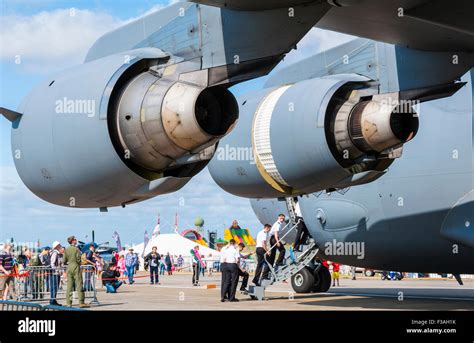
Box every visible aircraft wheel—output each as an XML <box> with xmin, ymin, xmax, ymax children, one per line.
<box><xmin>312</xmin><ymin>265</ymin><xmax>331</xmax><ymax>293</ymax></box>
<box><xmin>364</xmin><ymin>270</ymin><xmax>375</xmax><ymax>277</ymax></box>
<box><xmin>291</xmin><ymin>267</ymin><xmax>314</xmax><ymax>293</ymax></box>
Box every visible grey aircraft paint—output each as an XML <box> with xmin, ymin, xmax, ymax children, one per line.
<box><xmin>209</xmin><ymin>39</ymin><xmax>474</xmax><ymax>273</ymax></box>
<box><xmin>235</xmin><ymin>41</ymin><xmax>474</xmax><ymax>274</ymax></box>
<box><xmin>2</xmin><ymin>1</ymin><xmax>473</xmax><ymax>276</ymax></box>
<box><xmin>6</xmin><ymin>2</ymin><xmax>329</xmax><ymax>209</ymax></box>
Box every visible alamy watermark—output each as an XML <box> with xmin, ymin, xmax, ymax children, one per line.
<box><xmin>18</xmin><ymin>318</ymin><xmax>56</xmax><ymax>337</ymax></box>
<box><xmin>215</xmin><ymin>144</ymin><xmax>255</xmax><ymax>164</ymax></box>
<box><xmin>324</xmin><ymin>239</ymin><xmax>365</xmax><ymax>260</ymax></box>
<box><xmin>379</xmin><ymin>98</ymin><xmax>421</xmax><ymax>115</ymax></box>
<box><xmin>55</xmin><ymin>97</ymin><xmax>96</xmax><ymax>117</ymax></box>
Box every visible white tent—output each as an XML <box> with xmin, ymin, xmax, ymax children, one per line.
<box><xmin>142</xmin><ymin>233</ymin><xmax>220</xmax><ymax>257</ymax></box>
<box><xmin>131</xmin><ymin>242</ymin><xmax>146</xmax><ymax>257</ymax></box>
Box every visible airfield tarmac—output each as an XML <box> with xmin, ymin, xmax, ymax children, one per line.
<box><xmin>88</xmin><ymin>272</ymin><xmax>474</xmax><ymax>311</ymax></box>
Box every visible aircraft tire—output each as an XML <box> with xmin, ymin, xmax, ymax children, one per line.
<box><xmin>312</xmin><ymin>265</ymin><xmax>331</xmax><ymax>293</ymax></box>
<box><xmin>364</xmin><ymin>270</ymin><xmax>375</xmax><ymax>277</ymax></box>
<box><xmin>291</xmin><ymin>267</ymin><xmax>315</xmax><ymax>293</ymax></box>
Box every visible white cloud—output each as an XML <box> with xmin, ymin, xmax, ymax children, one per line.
<box><xmin>0</xmin><ymin>0</ymin><xmax>183</xmax><ymax>74</ymax></box>
<box><xmin>0</xmin><ymin>9</ymin><xmax>122</xmax><ymax>73</ymax></box>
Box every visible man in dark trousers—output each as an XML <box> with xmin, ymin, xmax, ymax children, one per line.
<box><xmin>219</xmin><ymin>248</ymin><xmax>228</xmax><ymax>302</ymax></box>
<box><xmin>145</xmin><ymin>246</ymin><xmax>161</xmax><ymax>285</ymax></box>
<box><xmin>237</xmin><ymin>243</ymin><xmax>250</xmax><ymax>292</ymax></box>
<box><xmin>269</xmin><ymin>214</ymin><xmax>286</xmax><ymax>268</ymax></box>
<box><xmin>220</xmin><ymin>239</ymin><xmax>240</xmax><ymax>302</ymax></box>
<box><xmin>49</xmin><ymin>241</ymin><xmax>62</xmax><ymax>306</ymax></box>
<box><xmin>191</xmin><ymin>246</ymin><xmax>205</xmax><ymax>286</ymax></box>
<box><xmin>293</xmin><ymin>217</ymin><xmax>310</xmax><ymax>252</ymax></box>
<box><xmin>252</xmin><ymin>224</ymin><xmax>271</xmax><ymax>286</ymax></box>
<box><xmin>84</xmin><ymin>244</ymin><xmax>96</xmax><ymax>291</ymax></box>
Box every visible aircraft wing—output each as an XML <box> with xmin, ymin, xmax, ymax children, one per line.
<box><xmin>189</xmin><ymin>0</ymin><xmax>316</xmax><ymax>10</ymax></box>
<box><xmin>192</xmin><ymin>0</ymin><xmax>474</xmax><ymax>52</ymax></box>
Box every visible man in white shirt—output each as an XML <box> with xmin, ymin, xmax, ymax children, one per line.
<box><xmin>269</xmin><ymin>214</ymin><xmax>286</xmax><ymax>267</ymax></box>
<box><xmin>220</xmin><ymin>239</ymin><xmax>240</xmax><ymax>302</ymax></box>
<box><xmin>237</xmin><ymin>243</ymin><xmax>250</xmax><ymax>292</ymax></box>
<box><xmin>252</xmin><ymin>224</ymin><xmax>271</xmax><ymax>286</ymax></box>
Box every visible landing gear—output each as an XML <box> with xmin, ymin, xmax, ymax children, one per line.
<box><xmin>364</xmin><ymin>269</ymin><xmax>375</xmax><ymax>277</ymax></box>
<box><xmin>291</xmin><ymin>267</ymin><xmax>314</xmax><ymax>293</ymax></box>
<box><xmin>291</xmin><ymin>265</ymin><xmax>331</xmax><ymax>293</ymax></box>
<box><xmin>312</xmin><ymin>265</ymin><xmax>331</xmax><ymax>293</ymax></box>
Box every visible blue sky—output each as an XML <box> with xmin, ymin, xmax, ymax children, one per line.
<box><xmin>0</xmin><ymin>0</ymin><xmax>353</xmax><ymax>247</ymax></box>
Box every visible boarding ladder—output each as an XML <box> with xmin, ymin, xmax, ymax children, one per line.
<box><xmin>247</xmin><ymin>198</ymin><xmax>320</xmax><ymax>300</ymax></box>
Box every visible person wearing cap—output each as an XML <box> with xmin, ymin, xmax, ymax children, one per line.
<box><xmin>0</xmin><ymin>243</ymin><xmax>16</xmax><ymax>300</ymax></box>
<box><xmin>125</xmin><ymin>248</ymin><xmax>138</xmax><ymax>284</ymax></box>
<box><xmin>39</xmin><ymin>246</ymin><xmax>51</xmax><ymax>267</ymax></box>
<box><xmin>102</xmin><ymin>264</ymin><xmax>123</xmax><ymax>293</ymax></box>
<box><xmin>49</xmin><ymin>241</ymin><xmax>62</xmax><ymax>306</ymax></box>
<box><xmin>63</xmin><ymin>236</ymin><xmax>89</xmax><ymax>308</ymax></box>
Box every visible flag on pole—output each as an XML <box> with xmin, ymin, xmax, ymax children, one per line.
<box><xmin>143</xmin><ymin>230</ymin><xmax>150</xmax><ymax>257</ymax></box>
<box><xmin>112</xmin><ymin>231</ymin><xmax>122</xmax><ymax>251</ymax></box>
<box><xmin>152</xmin><ymin>214</ymin><xmax>161</xmax><ymax>237</ymax></box>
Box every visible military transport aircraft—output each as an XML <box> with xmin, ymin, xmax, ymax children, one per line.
<box><xmin>1</xmin><ymin>0</ymin><xmax>473</xmax><ymax>294</ymax></box>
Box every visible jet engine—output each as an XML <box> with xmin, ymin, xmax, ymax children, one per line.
<box><xmin>11</xmin><ymin>48</ymin><xmax>238</xmax><ymax>208</ymax></box>
<box><xmin>208</xmin><ymin>74</ymin><xmax>418</xmax><ymax>198</ymax></box>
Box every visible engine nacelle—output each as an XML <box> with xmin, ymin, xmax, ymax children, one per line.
<box><xmin>12</xmin><ymin>48</ymin><xmax>238</xmax><ymax>208</ymax></box>
<box><xmin>209</xmin><ymin>74</ymin><xmax>418</xmax><ymax>198</ymax></box>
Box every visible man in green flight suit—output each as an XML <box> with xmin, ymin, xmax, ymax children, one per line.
<box><xmin>63</xmin><ymin>236</ymin><xmax>89</xmax><ymax>308</ymax></box>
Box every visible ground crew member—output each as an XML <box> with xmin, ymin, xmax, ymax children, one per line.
<box><xmin>252</xmin><ymin>224</ymin><xmax>271</xmax><ymax>286</ymax></box>
<box><xmin>220</xmin><ymin>244</ymin><xmax>229</xmax><ymax>302</ymax></box>
<box><xmin>351</xmin><ymin>266</ymin><xmax>357</xmax><ymax>280</ymax></box>
<box><xmin>220</xmin><ymin>239</ymin><xmax>240</xmax><ymax>302</ymax></box>
<box><xmin>331</xmin><ymin>262</ymin><xmax>341</xmax><ymax>287</ymax></box>
<box><xmin>293</xmin><ymin>218</ymin><xmax>310</xmax><ymax>252</ymax></box>
<box><xmin>63</xmin><ymin>236</ymin><xmax>89</xmax><ymax>308</ymax></box>
<box><xmin>237</xmin><ymin>243</ymin><xmax>250</xmax><ymax>292</ymax></box>
<box><xmin>293</xmin><ymin>203</ymin><xmax>310</xmax><ymax>252</ymax></box>
<box><xmin>270</xmin><ymin>214</ymin><xmax>286</xmax><ymax>267</ymax></box>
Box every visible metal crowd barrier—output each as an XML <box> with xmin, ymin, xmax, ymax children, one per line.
<box><xmin>14</xmin><ymin>265</ymin><xmax>99</xmax><ymax>305</ymax></box>
<box><xmin>0</xmin><ymin>300</ymin><xmax>86</xmax><ymax>311</ymax></box>
<box><xmin>0</xmin><ymin>300</ymin><xmax>43</xmax><ymax>311</ymax></box>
